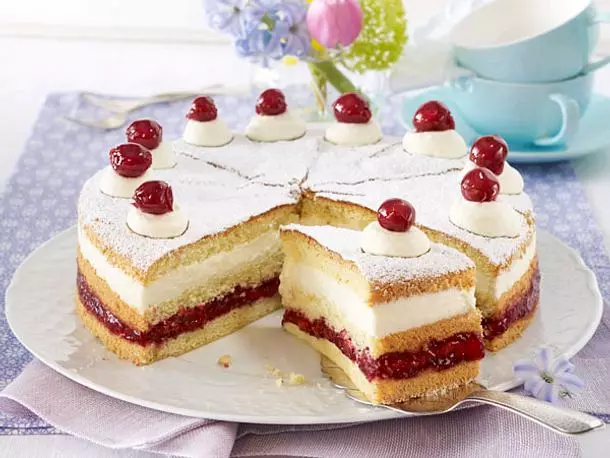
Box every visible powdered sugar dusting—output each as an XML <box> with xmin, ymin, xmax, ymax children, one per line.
<box><xmin>306</xmin><ymin>141</ymin><xmax>466</xmax><ymax>189</ymax></box>
<box><xmin>499</xmin><ymin>191</ymin><xmax>534</xmax><ymax>215</ymax></box>
<box><xmin>79</xmin><ymin>128</ymin><xmax>535</xmax><ymax>273</ymax></box>
<box><xmin>315</xmin><ymin>172</ymin><xmax>533</xmax><ymax>266</ymax></box>
<box><xmin>78</xmin><ymin>161</ymin><xmax>297</xmax><ymax>271</ymax></box>
<box><xmin>174</xmin><ymin>132</ymin><xmax>321</xmax><ymax>186</ymax></box>
<box><xmin>283</xmin><ymin>224</ymin><xmax>474</xmax><ymax>284</ymax></box>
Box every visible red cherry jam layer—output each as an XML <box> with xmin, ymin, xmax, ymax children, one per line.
<box><xmin>282</xmin><ymin>310</ymin><xmax>484</xmax><ymax>381</ymax></box>
<box><xmin>482</xmin><ymin>267</ymin><xmax>541</xmax><ymax>341</ymax></box>
<box><xmin>77</xmin><ymin>270</ymin><xmax>279</xmax><ymax>346</ymax></box>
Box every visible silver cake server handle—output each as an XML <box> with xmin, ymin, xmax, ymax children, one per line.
<box><xmin>321</xmin><ymin>357</ymin><xmax>605</xmax><ymax>436</ymax></box>
<box><xmin>462</xmin><ymin>389</ymin><xmax>604</xmax><ymax>435</ymax></box>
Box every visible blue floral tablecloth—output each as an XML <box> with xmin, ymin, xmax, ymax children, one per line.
<box><xmin>1</xmin><ymin>90</ymin><xmax>609</xmax><ymax>434</ymax></box>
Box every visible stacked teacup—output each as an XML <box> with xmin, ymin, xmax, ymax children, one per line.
<box><xmin>447</xmin><ymin>0</ymin><xmax>610</xmax><ymax>147</ymax></box>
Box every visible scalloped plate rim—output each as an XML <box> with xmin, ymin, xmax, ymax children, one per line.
<box><xmin>5</xmin><ymin>226</ymin><xmax>604</xmax><ymax>424</ymax></box>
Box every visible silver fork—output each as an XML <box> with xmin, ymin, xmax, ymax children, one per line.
<box><xmin>321</xmin><ymin>357</ymin><xmax>605</xmax><ymax>436</ymax></box>
<box><xmin>81</xmin><ymin>91</ymin><xmax>205</xmax><ymax>113</ymax></box>
<box><xmin>79</xmin><ymin>84</ymin><xmax>241</xmax><ymax>112</ymax></box>
<box><xmin>64</xmin><ymin>93</ymin><xmax>198</xmax><ymax>130</ymax></box>
<box><xmin>66</xmin><ymin>85</ymin><xmax>247</xmax><ymax>130</ymax></box>
<box><xmin>63</xmin><ymin>111</ymin><xmax>136</xmax><ymax>130</ymax></box>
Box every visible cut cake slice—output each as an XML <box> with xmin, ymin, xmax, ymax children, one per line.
<box><xmin>279</xmin><ymin>224</ymin><xmax>485</xmax><ymax>404</ymax></box>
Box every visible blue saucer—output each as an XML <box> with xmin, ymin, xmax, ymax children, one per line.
<box><xmin>401</xmin><ymin>87</ymin><xmax>610</xmax><ymax>163</ymax></box>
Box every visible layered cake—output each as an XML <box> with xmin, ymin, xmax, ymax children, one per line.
<box><xmin>76</xmin><ymin>92</ymin><xmax>539</xmax><ymax>367</ymax></box>
<box><xmin>280</xmin><ymin>199</ymin><xmax>485</xmax><ymax>403</ymax></box>
<box><xmin>301</xmin><ymin>102</ymin><xmax>538</xmax><ymax>351</ymax></box>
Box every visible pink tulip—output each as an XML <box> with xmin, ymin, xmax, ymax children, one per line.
<box><xmin>307</xmin><ymin>0</ymin><xmax>363</xmax><ymax>49</ymax></box>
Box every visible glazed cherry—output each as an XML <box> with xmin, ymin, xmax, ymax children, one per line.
<box><xmin>469</xmin><ymin>135</ymin><xmax>508</xmax><ymax>175</ymax></box>
<box><xmin>132</xmin><ymin>180</ymin><xmax>174</xmax><ymax>215</ymax></box>
<box><xmin>377</xmin><ymin>198</ymin><xmax>416</xmax><ymax>232</ymax></box>
<box><xmin>125</xmin><ymin>119</ymin><xmax>162</xmax><ymax>150</ymax></box>
<box><xmin>187</xmin><ymin>96</ymin><xmax>218</xmax><ymax>122</ymax></box>
<box><xmin>255</xmin><ymin>88</ymin><xmax>287</xmax><ymax>116</ymax></box>
<box><xmin>461</xmin><ymin>167</ymin><xmax>500</xmax><ymax>202</ymax></box>
<box><xmin>332</xmin><ymin>92</ymin><xmax>372</xmax><ymax>124</ymax></box>
<box><xmin>412</xmin><ymin>101</ymin><xmax>455</xmax><ymax>132</ymax></box>
<box><xmin>109</xmin><ymin>144</ymin><xmax>152</xmax><ymax>178</ymax></box>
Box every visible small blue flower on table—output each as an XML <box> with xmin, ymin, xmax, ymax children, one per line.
<box><xmin>514</xmin><ymin>347</ymin><xmax>584</xmax><ymax>403</ymax></box>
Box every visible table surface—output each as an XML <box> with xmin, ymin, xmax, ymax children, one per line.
<box><xmin>1</xmin><ymin>34</ymin><xmax>610</xmax><ymax>456</ymax></box>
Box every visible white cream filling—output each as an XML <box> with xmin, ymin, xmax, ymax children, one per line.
<box><xmin>99</xmin><ymin>166</ymin><xmax>153</xmax><ymax>198</ymax></box>
<box><xmin>245</xmin><ymin>110</ymin><xmax>306</xmax><ymax>142</ymax></box>
<box><xmin>78</xmin><ymin>228</ymin><xmax>280</xmax><ymax>314</ymax></box>
<box><xmin>324</xmin><ymin>120</ymin><xmax>382</xmax><ymax>146</ymax></box>
<box><xmin>495</xmin><ymin>232</ymin><xmax>537</xmax><ymax>298</ymax></box>
<box><xmin>150</xmin><ymin>140</ymin><xmax>177</xmax><ymax>169</ymax></box>
<box><xmin>463</xmin><ymin>160</ymin><xmax>524</xmax><ymax>195</ymax></box>
<box><xmin>286</xmin><ymin>263</ymin><xmax>476</xmax><ymax>337</ymax></box>
<box><xmin>402</xmin><ymin>130</ymin><xmax>467</xmax><ymax>158</ymax></box>
<box><xmin>183</xmin><ymin>118</ymin><xmax>233</xmax><ymax>147</ymax></box>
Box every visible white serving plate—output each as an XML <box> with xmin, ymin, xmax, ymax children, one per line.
<box><xmin>5</xmin><ymin>227</ymin><xmax>603</xmax><ymax>424</ymax></box>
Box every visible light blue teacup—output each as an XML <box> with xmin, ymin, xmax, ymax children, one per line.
<box><xmin>450</xmin><ymin>0</ymin><xmax>610</xmax><ymax>83</ymax></box>
<box><xmin>447</xmin><ymin>70</ymin><xmax>594</xmax><ymax>147</ymax></box>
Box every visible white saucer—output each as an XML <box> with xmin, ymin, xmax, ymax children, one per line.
<box><xmin>401</xmin><ymin>90</ymin><xmax>610</xmax><ymax>164</ymax></box>
<box><xmin>5</xmin><ymin>227</ymin><xmax>603</xmax><ymax>424</ymax></box>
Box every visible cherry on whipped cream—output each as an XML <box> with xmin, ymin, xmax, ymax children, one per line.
<box><xmin>377</xmin><ymin>198</ymin><xmax>416</xmax><ymax>232</ymax></box>
<box><xmin>109</xmin><ymin>143</ymin><xmax>152</xmax><ymax>178</ymax></box>
<box><xmin>255</xmin><ymin>89</ymin><xmax>287</xmax><ymax>116</ymax></box>
<box><xmin>332</xmin><ymin>92</ymin><xmax>372</xmax><ymax>124</ymax></box>
<box><xmin>133</xmin><ymin>180</ymin><xmax>174</xmax><ymax>215</ymax></box>
<box><xmin>461</xmin><ymin>167</ymin><xmax>500</xmax><ymax>203</ymax></box>
<box><xmin>126</xmin><ymin>119</ymin><xmax>162</xmax><ymax>150</ymax></box>
<box><xmin>412</xmin><ymin>101</ymin><xmax>455</xmax><ymax>132</ymax></box>
<box><xmin>469</xmin><ymin>135</ymin><xmax>508</xmax><ymax>175</ymax></box>
<box><xmin>187</xmin><ymin>96</ymin><xmax>218</xmax><ymax>122</ymax></box>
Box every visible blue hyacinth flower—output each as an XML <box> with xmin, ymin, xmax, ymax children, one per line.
<box><xmin>235</xmin><ymin>25</ymin><xmax>284</xmax><ymax>67</ymax></box>
<box><xmin>203</xmin><ymin>0</ymin><xmax>249</xmax><ymax>35</ymax></box>
<box><xmin>514</xmin><ymin>347</ymin><xmax>585</xmax><ymax>403</ymax></box>
<box><xmin>274</xmin><ymin>1</ymin><xmax>311</xmax><ymax>58</ymax></box>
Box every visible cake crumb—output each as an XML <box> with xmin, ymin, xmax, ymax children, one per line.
<box><xmin>265</xmin><ymin>363</ymin><xmax>282</xmax><ymax>377</ymax></box>
<box><xmin>288</xmin><ymin>372</ymin><xmax>306</xmax><ymax>385</ymax></box>
<box><xmin>266</xmin><ymin>364</ymin><xmax>305</xmax><ymax>387</ymax></box>
<box><xmin>217</xmin><ymin>354</ymin><xmax>232</xmax><ymax>368</ymax></box>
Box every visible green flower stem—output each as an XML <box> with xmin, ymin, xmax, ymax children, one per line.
<box><xmin>310</xmin><ymin>60</ymin><xmax>358</xmax><ymax>95</ymax></box>
<box><xmin>308</xmin><ymin>63</ymin><xmax>328</xmax><ymax>115</ymax></box>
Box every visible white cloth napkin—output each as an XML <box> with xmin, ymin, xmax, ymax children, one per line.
<box><xmin>0</xmin><ymin>361</ymin><xmax>237</xmax><ymax>457</ymax></box>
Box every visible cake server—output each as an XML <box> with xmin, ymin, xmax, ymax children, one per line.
<box><xmin>320</xmin><ymin>357</ymin><xmax>604</xmax><ymax>436</ymax></box>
